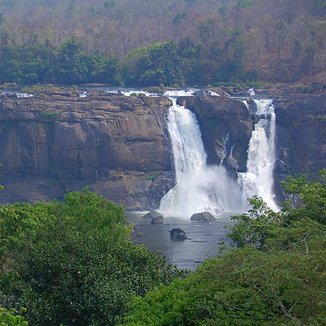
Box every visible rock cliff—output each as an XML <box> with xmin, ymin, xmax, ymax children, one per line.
<box><xmin>179</xmin><ymin>96</ymin><xmax>255</xmax><ymax>174</ymax></box>
<box><xmin>0</xmin><ymin>89</ymin><xmax>324</xmax><ymax>209</ymax></box>
<box><xmin>181</xmin><ymin>93</ymin><xmax>325</xmax><ymax>202</ymax></box>
<box><xmin>0</xmin><ymin>93</ymin><xmax>174</xmax><ymax>209</ymax></box>
<box><xmin>275</xmin><ymin>94</ymin><xmax>326</xmax><ymax>176</ymax></box>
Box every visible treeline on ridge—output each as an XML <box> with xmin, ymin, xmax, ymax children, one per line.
<box><xmin>0</xmin><ymin>36</ymin><xmax>256</xmax><ymax>86</ymax></box>
<box><xmin>0</xmin><ymin>0</ymin><xmax>325</xmax><ymax>83</ymax></box>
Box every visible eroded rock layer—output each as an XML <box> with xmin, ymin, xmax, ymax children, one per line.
<box><xmin>0</xmin><ymin>93</ymin><xmax>174</xmax><ymax>209</ymax></box>
<box><xmin>179</xmin><ymin>96</ymin><xmax>255</xmax><ymax>174</ymax></box>
<box><xmin>0</xmin><ymin>90</ymin><xmax>324</xmax><ymax>209</ymax></box>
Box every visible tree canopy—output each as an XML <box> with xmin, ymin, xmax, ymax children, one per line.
<box><xmin>0</xmin><ymin>189</ymin><xmax>184</xmax><ymax>325</ymax></box>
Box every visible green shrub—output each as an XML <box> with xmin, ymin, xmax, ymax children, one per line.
<box><xmin>39</xmin><ymin>111</ymin><xmax>58</xmax><ymax>119</ymax></box>
<box><xmin>0</xmin><ymin>307</ymin><xmax>28</xmax><ymax>326</ymax></box>
<box><xmin>0</xmin><ymin>190</ymin><xmax>183</xmax><ymax>325</ymax></box>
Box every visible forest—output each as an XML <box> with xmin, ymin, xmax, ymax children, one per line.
<box><xmin>0</xmin><ymin>37</ymin><xmax>257</xmax><ymax>86</ymax></box>
<box><xmin>0</xmin><ymin>172</ymin><xmax>325</xmax><ymax>325</ymax></box>
<box><xmin>0</xmin><ymin>0</ymin><xmax>325</xmax><ymax>85</ymax></box>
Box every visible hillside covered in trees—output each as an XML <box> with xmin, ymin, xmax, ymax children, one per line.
<box><xmin>0</xmin><ymin>0</ymin><xmax>325</xmax><ymax>85</ymax></box>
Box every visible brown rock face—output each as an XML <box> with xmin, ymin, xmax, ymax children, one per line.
<box><xmin>1</xmin><ymin>90</ymin><xmax>324</xmax><ymax>210</ymax></box>
<box><xmin>275</xmin><ymin>94</ymin><xmax>326</xmax><ymax>175</ymax></box>
<box><xmin>0</xmin><ymin>94</ymin><xmax>174</xmax><ymax>209</ymax></box>
<box><xmin>178</xmin><ymin>96</ymin><xmax>255</xmax><ymax>173</ymax></box>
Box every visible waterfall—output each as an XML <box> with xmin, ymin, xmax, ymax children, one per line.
<box><xmin>238</xmin><ymin>99</ymin><xmax>278</xmax><ymax>211</ymax></box>
<box><xmin>159</xmin><ymin>99</ymin><xmax>244</xmax><ymax>219</ymax></box>
<box><xmin>107</xmin><ymin>88</ymin><xmax>278</xmax><ymax>213</ymax></box>
<box><xmin>220</xmin><ymin>132</ymin><xmax>230</xmax><ymax>166</ymax></box>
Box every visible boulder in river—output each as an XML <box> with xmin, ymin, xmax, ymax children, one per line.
<box><xmin>151</xmin><ymin>215</ymin><xmax>163</xmax><ymax>224</ymax></box>
<box><xmin>144</xmin><ymin>210</ymin><xmax>163</xmax><ymax>219</ymax></box>
<box><xmin>170</xmin><ymin>228</ymin><xmax>187</xmax><ymax>241</ymax></box>
<box><xmin>144</xmin><ymin>210</ymin><xmax>164</xmax><ymax>224</ymax></box>
<box><xmin>190</xmin><ymin>212</ymin><xmax>216</xmax><ymax>222</ymax></box>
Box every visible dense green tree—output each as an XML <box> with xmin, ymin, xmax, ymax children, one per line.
<box><xmin>0</xmin><ymin>307</ymin><xmax>28</xmax><ymax>326</ymax></box>
<box><xmin>0</xmin><ymin>44</ymin><xmax>56</xmax><ymax>84</ymax></box>
<box><xmin>86</xmin><ymin>54</ymin><xmax>121</xmax><ymax>84</ymax></box>
<box><xmin>121</xmin><ymin>245</ymin><xmax>326</xmax><ymax>325</ymax></box>
<box><xmin>177</xmin><ymin>37</ymin><xmax>202</xmax><ymax>85</ymax></box>
<box><xmin>0</xmin><ymin>190</ymin><xmax>183</xmax><ymax>325</ymax></box>
<box><xmin>229</xmin><ymin>170</ymin><xmax>326</xmax><ymax>249</ymax></box>
<box><xmin>55</xmin><ymin>37</ymin><xmax>89</xmax><ymax>84</ymax></box>
<box><xmin>123</xmin><ymin>42</ymin><xmax>185</xmax><ymax>87</ymax></box>
<box><xmin>0</xmin><ymin>40</ymin><xmax>122</xmax><ymax>85</ymax></box>
<box><xmin>282</xmin><ymin>170</ymin><xmax>326</xmax><ymax>224</ymax></box>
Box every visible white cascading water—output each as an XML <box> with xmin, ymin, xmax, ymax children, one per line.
<box><xmin>238</xmin><ymin>99</ymin><xmax>279</xmax><ymax>211</ymax></box>
<box><xmin>220</xmin><ymin>132</ymin><xmax>230</xmax><ymax>165</ymax></box>
<box><xmin>159</xmin><ymin>98</ymin><xmax>244</xmax><ymax>219</ymax></box>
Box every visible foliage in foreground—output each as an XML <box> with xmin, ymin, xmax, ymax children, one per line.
<box><xmin>1</xmin><ymin>173</ymin><xmax>325</xmax><ymax>325</ymax></box>
<box><xmin>0</xmin><ymin>190</ymin><xmax>183</xmax><ymax>326</ymax></box>
<box><xmin>0</xmin><ymin>307</ymin><xmax>28</xmax><ymax>326</ymax></box>
<box><xmin>121</xmin><ymin>172</ymin><xmax>326</xmax><ymax>325</ymax></box>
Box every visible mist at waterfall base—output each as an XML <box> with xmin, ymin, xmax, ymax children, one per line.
<box><xmin>159</xmin><ymin>99</ymin><xmax>246</xmax><ymax>219</ymax></box>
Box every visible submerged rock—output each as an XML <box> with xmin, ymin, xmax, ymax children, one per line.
<box><xmin>151</xmin><ymin>215</ymin><xmax>163</xmax><ymax>224</ymax></box>
<box><xmin>170</xmin><ymin>228</ymin><xmax>187</xmax><ymax>241</ymax></box>
<box><xmin>144</xmin><ymin>210</ymin><xmax>163</xmax><ymax>219</ymax></box>
<box><xmin>190</xmin><ymin>212</ymin><xmax>216</xmax><ymax>222</ymax></box>
<box><xmin>144</xmin><ymin>210</ymin><xmax>164</xmax><ymax>225</ymax></box>
<box><xmin>144</xmin><ymin>210</ymin><xmax>163</xmax><ymax>224</ymax></box>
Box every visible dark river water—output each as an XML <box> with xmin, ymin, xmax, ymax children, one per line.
<box><xmin>126</xmin><ymin>212</ymin><xmax>235</xmax><ymax>270</ymax></box>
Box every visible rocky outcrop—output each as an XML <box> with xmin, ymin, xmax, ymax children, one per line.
<box><xmin>151</xmin><ymin>215</ymin><xmax>163</xmax><ymax>225</ymax></box>
<box><xmin>190</xmin><ymin>212</ymin><xmax>216</xmax><ymax>222</ymax></box>
<box><xmin>275</xmin><ymin>94</ymin><xmax>326</xmax><ymax>176</ymax></box>
<box><xmin>144</xmin><ymin>210</ymin><xmax>163</xmax><ymax>219</ymax></box>
<box><xmin>0</xmin><ymin>88</ymin><xmax>324</xmax><ymax>210</ymax></box>
<box><xmin>170</xmin><ymin>228</ymin><xmax>187</xmax><ymax>241</ymax></box>
<box><xmin>0</xmin><ymin>93</ymin><xmax>174</xmax><ymax>209</ymax></box>
<box><xmin>144</xmin><ymin>210</ymin><xmax>164</xmax><ymax>224</ymax></box>
<box><xmin>178</xmin><ymin>96</ymin><xmax>255</xmax><ymax>173</ymax></box>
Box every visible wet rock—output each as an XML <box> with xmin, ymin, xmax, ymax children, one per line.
<box><xmin>190</xmin><ymin>212</ymin><xmax>216</xmax><ymax>222</ymax></box>
<box><xmin>275</xmin><ymin>94</ymin><xmax>326</xmax><ymax>175</ymax></box>
<box><xmin>170</xmin><ymin>228</ymin><xmax>187</xmax><ymax>241</ymax></box>
<box><xmin>247</xmin><ymin>99</ymin><xmax>257</xmax><ymax>114</ymax></box>
<box><xmin>144</xmin><ymin>210</ymin><xmax>163</xmax><ymax>219</ymax></box>
<box><xmin>180</xmin><ymin>96</ymin><xmax>255</xmax><ymax>173</ymax></box>
<box><xmin>0</xmin><ymin>92</ymin><xmax>17</xmax><ymax>98</ymax></box>
<box><xmin>144</xmin><ymin>210</ymin><xmax>164</xmax><ymax>224</ymax></box>
<box><xmin>151</xmin><ymin>215</ymin><xmax>163</xmax><ymax>224</ymax></box>
<box><xmin>193</xmin><ymin>90</ymin><xmax>211</xmax><ymax>97</ymax></box>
